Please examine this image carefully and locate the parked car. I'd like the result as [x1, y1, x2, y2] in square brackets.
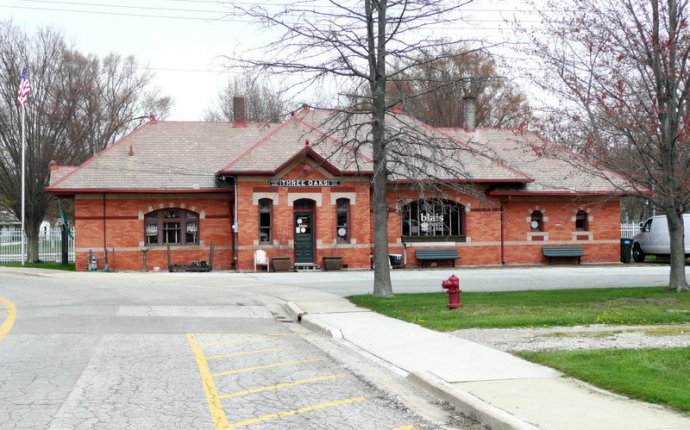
[631, 214, 690, 262]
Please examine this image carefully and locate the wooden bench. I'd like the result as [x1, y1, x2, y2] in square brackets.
[415, 249, 460, 267]
[542, 246, 585, 265]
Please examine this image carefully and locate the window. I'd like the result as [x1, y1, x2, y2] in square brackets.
[575, 210, 588, 231]
[145, 209, 199, 246]
[336, 198, 350, 243]
[530, 210, 544, 232]
[258, 198, 272, 244]
[401, 199, 464, 240]
[642, 219, 652, 232]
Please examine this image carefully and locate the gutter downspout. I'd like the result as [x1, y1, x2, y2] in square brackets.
[232, 176, 238, 270]
[500, 197, 506, 265]
[102, 193, 109, 271]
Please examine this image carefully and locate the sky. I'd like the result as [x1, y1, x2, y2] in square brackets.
[2, 0, 540, 121]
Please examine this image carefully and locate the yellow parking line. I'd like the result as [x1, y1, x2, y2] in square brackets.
[227, 396, 366, 428]
[392, 425, 417, 430]
[186, 334, 230, 430]
[206, 347, 288, 360]
[0, 296, 17, 343]
[213, 359, 321, 377]
[201, 338, 276, 347]
[219, 373, 347, 399]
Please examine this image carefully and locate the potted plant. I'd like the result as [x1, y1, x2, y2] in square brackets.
[322, 239, 343, 271]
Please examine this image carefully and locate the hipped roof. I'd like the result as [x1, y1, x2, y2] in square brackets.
[47, 107, 632, 196]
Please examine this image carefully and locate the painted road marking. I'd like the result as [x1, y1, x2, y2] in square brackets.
[201, 338, 279, 347]
[206, 347, 288, 360]
[218, 373, 347, 399]
[392, 425, 417, 430]
[186, 333, 230, 430]
[227, 396, 366, 429]
[0, 296, 17, 343]
[212, 359, 321, 377]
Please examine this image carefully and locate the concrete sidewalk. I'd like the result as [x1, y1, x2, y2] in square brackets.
[258, 284, 690, 430]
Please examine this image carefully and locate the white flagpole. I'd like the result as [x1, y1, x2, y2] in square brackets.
[21, 103, 25, 266]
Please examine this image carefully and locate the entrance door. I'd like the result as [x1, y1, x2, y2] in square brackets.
[294, 203, 315, 264]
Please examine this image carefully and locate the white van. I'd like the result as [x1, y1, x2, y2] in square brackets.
[631, 214, 690, 262]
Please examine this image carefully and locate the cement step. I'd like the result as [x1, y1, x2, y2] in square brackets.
[293, 263, 321, 272]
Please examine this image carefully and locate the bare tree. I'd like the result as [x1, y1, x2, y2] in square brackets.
[205, 73, 286, 122]
[228, 0, 475, 296]
[522, 0, 689, 291]
[388, 46, 535, 128]
[0, 21, 171, 262]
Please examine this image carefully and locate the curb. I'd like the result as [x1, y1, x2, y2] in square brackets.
[282, 299, 538, 430]
[282, 301, 343, 339]
[407, 371, 539, 430]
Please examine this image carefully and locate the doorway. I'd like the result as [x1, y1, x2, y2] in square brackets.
[293, 199, 315, 264]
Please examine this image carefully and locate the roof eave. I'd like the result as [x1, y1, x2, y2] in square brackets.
[45, 187, 232, 196]
[487, 190, 633, 197]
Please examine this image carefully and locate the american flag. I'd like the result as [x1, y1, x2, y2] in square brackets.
[17, 68, 31, 106]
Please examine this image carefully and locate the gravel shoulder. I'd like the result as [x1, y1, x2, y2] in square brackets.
[452, 323, 690, 352]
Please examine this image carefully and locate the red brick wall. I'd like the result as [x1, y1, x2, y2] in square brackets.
[74, 194, 233, 271]
[386, 190, 621, 267]
[71, 184, 622, 271]
[236, 163, 372, 270]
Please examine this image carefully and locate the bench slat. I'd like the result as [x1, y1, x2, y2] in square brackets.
[542, 246, 585, 257]
[415, 249, 459, 260]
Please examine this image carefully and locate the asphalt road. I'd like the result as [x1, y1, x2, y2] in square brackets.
[0, 272, 443, 430]
[208, 264, 688, 296]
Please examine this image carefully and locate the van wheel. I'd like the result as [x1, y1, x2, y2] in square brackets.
[632, 245, 645, 263]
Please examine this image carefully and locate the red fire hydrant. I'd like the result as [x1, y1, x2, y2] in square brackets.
[441, 274, 462, 309]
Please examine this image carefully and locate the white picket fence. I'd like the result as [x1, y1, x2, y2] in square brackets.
[620, 222, 641, 239]
[0, 230, 75, 263]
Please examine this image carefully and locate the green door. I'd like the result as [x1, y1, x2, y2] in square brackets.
[294, 212, 314, 263]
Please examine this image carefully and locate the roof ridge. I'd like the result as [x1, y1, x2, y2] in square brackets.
[397, 113, 534, 183]
[48, 121, 152, 190]
[219, 109, 309, 173]
[295, 112, 374, 164]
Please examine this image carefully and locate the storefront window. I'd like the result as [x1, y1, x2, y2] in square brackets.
[144, 209, 199, 246]
[336, 198, 350, 243]
[258, 199, 272, 244]
[401, 199, 464, 240]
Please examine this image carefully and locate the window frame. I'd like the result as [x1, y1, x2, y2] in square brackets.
[144, 209, 199, 246]
[575, 210, 589, 231]
[335, 198, 350, 243]
[401, 199, 465, 242]
[258, 198, 273, 244]
[530, 210, 544, 232]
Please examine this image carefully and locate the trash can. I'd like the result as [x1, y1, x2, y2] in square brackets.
[389, 254, 402, 267]
[620, 238, 633, 263]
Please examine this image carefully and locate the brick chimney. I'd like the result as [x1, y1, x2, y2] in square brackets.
[463, 95, 476, 132]
[233, 96, 246, 125]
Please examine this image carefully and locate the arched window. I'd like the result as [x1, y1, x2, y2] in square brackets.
[336, 198, 350, 243]
[575, 210, 588, 231]
[258, 198, 272, 244]
[401, 199, 464, 240]
[530, 210, 544, 232]
[145, 209, 199, 245]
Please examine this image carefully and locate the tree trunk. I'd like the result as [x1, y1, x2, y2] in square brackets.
[666, 211, 688, 292]
[25, 220, 41, 263]
[370, 0, 393, 297]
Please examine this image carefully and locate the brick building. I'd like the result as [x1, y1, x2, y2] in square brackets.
[47, 100, 631, 272]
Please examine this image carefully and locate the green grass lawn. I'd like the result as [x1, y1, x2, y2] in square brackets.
[348, 287, 690, 330]
[0, 261, 75, 271]
[518, 348, 690, 413]
[350, 287, 690, 413]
